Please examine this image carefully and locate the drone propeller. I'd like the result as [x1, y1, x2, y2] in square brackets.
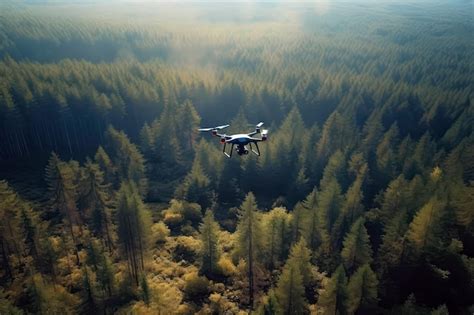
[198, 124, 230, 132]
[247, 122, 265, 127]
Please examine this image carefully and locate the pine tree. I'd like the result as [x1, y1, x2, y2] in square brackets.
[106, 127, 147, 195]
[318, 265, 348, 315]
[94, 146, 116, 187]
[291, 202, 306, 243]
[96, 251, 115, 298]
[177, 100, 201, 158]
[379, 175, 409, 225]
[20, 206, 39, 259]
[316, 111, 354, 175]
[257, 289, 279, 315]
[341, 218, 373, 273]
[451, 184, 474, 229]
[152, 104, 184, 172]
[199, 210, 221, 277]
[320, 150, 346, 190]
[319, 177, 344, 234]
[234, 192, 263, 308]
[406, 198, 444, 253]
[377, 212, 407, 276]
[139, 123, 155, 158]
[302, 188, 322, 254]
[411, 132, 436, 175]
[375, 123, 399, 183]
[140, 275, 150, 305]
[0, 180, 23, 281]
[116, 181, 152, 285]
[262, 207, 291, 269]
[346, 264, 378, 314]
[286, 239, 313, 288]
[79, 268, 97, 315]
[45, 152, 80, 263]
[332, 167, 366, 251]
[275, 260, 308, 315]
[79, 160, 113, 250]
[176, 158, 213, 209]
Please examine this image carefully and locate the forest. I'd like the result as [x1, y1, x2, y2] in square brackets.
[0, 1, 473, 314]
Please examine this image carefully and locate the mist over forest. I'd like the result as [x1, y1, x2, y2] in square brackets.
[0, 1, 472, 314]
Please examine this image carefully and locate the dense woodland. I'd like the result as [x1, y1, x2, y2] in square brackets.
[0, 1, 473, 314]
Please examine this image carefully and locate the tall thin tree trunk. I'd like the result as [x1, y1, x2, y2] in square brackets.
[248, 217, 254, 309]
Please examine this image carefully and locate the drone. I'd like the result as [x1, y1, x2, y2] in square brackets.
[198, 122, 268, 157]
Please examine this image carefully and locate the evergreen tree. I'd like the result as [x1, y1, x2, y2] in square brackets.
[79, 160, 113, 250]
[234, 192, 263, 308]
[318, 265, 348, 315]
[378, 175, 409, 225]
[19, 206, 39, 260]
[317, 177, 344, 266]
[262, 207, 291, 269]
[79, 268, 97, 315]
[94, 146, 116, 187]
[375, 123, 399, 183]
[140, 275, 150, 305]
[0, 180, 23, 281]
[377, 212, 407, 276]
[106, 127, 147, 195]
[302, 188, 322, 254]
[275, 260, 308, 315]
[332, 166, 367, 251]
[451, 184, 474, 229]
[257, 289, 279, 315]
[346, 264, 378, 314]
[316, 111, 354, 175]
[176, 99, 201, 158]
[116, 181, 152, 285]
[176, 158, 213, 210]
[45, 152, 80, 263]
[406, 198, 444, 254]
[341, 218, 373, 273]
[96, 251, 115, 298]
[199, 210, 221, 277]
[320, 150, 346, 190]
[286, 239, 313, 288]
[291, 202, 306, 243]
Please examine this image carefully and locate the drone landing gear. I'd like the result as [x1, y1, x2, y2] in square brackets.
[249, 142, 260, 156]
[223, 142, 234, 158]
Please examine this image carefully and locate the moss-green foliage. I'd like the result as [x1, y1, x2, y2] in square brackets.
[341, 218, 373, 273]
[346, 264, 378, 314]
[275, 258, 308, 315]
[199, 210, 221, 277]
[318, 265, 348, 315]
